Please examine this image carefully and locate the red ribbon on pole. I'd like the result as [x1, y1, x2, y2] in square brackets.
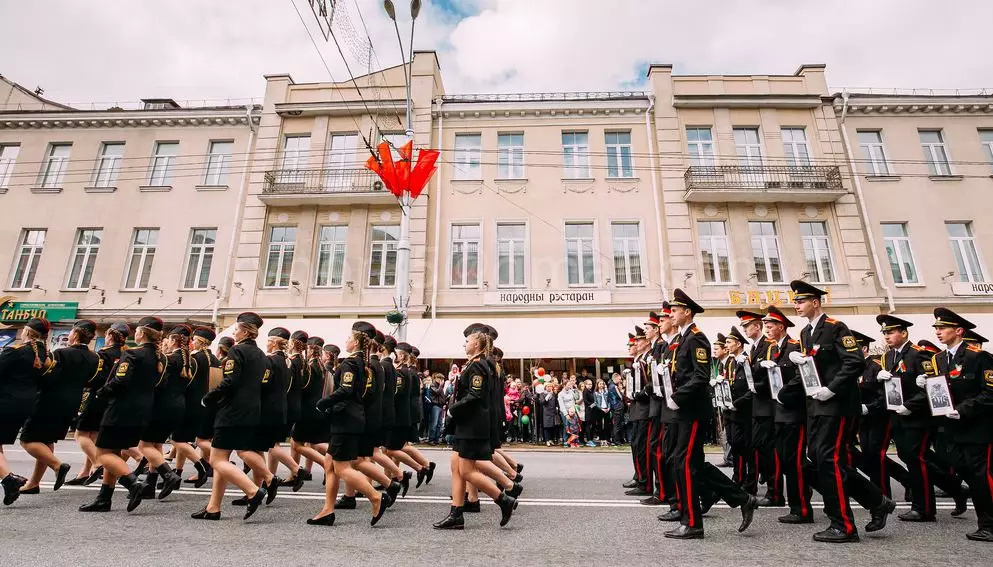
[366, 140, 439, 201]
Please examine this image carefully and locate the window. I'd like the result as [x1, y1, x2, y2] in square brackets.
[562, 132, 591, 179]
[497, 133, 524, 179]
[203, 141, 233, 185]
[93, 143, 124, 187]
[749, 221, 783, 283]
[857, 131, 891, 175]
[183, 228, 216, 289]
[611, 222, 642, 285]
[781, 128, 811, 167]
[323, 134, 358, 190]
[605, 131, 633, 178]
[66, 229, 101, 290]
[148, 142, 178, 186]
[698, 221, 731, 283]
[881, 223, 919, 285]
[686, 127, 715, 167]
[565, 222, 596, 285]
[450, 224, 480, 287]
[40, 144, 71, 188]
[264, 226, 296, 288]
[124, 229, 158, 289]
[453, 134, 481, 180]
[279, 135, 310, 182]
[800, 222, 835, 283]
[0, 144, 20, 188]
[947, 222, 985, 282]
[733, 128, 763, 167]
[920, 130, 951, 176]
[9, 229, 45, 289]
[315, 225, 347, 287]
[380, 133, 408, 160]
[497, 223, 526, 287]
[368, 225, 399, 287]
[980, 130, 993, 170]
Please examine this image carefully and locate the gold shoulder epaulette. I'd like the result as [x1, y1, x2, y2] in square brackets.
[967, 344, 983, 353]
[824, 317, 839, 325]
[911, 345, 924, 351]
[691, 325, 701, 334]
[788, 339, 800, 345]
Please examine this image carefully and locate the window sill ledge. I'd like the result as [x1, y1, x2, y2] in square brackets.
[700, 282, 738, 287]
[894, 283, 927, 288]
[195, 184, 228, 192]
[312, 286, 344, 291]
[59, 288, 90, 293]
[864, 175, 901, 182]
[929, 175, 963, 182]
[5, 288, 32, 293]
[85, 186, 117, 193]
[494, 178, 528, 183]
[605, 177, 639, 182]
[118, 289, 147, 293]
[31, 187, 62, 194]
[178, 288, 211, 292]
[451, 179, 484, 184]
[561, 177, 595, 182]
[139, 185, 172, 192]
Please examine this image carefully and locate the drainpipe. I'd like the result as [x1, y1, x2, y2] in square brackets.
[838, 91, 895, 313]
[216, 105, 259, 325]
[645, 95, 669, 300]
[430, 99, 444, 319]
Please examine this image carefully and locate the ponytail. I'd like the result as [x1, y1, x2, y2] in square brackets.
[169, 333, 191, 380]
[138, 326, 165, 375]
[106, 329, 125, 347]
[472, 331, 493, 360]
[24, 327, 44, 369]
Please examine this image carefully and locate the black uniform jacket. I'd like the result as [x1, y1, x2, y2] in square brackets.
[380, 356, 397, 429]
[286, 352, 305, 424]
[659, 336, 679, 423]
[648, 339, 665, 418]
[725, 354, 752, 421]
[154, 350, 187, 419]
[859, 356, 887, 422]
[0, 340, 48, 418]
[318, 354, 367, 435]
[186, 349, 215, 420]
[933, 343, 993, 444]
[99, 343, 162, 428]
[33, 344, 98, 420]
[762, 337, 804, 424]
[629, 353, 651, 421]
[448, 357, 492, 440]
[364, 355, 385, 433]
[393, 363, 411, 428]
[261, 350, 290, 425]
[408, 367, 422, 424]
[670, 324, 713, 422]
[886, 342, 931, 428]
[204, 338, 265, 428]
[299, 357, 326, 423]
[800, 316, 865, 417]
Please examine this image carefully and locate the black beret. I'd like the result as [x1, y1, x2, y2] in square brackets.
[291, 330, 309, 342]
[374, 330, 385, 344]
[73, 319, 97, 335]
[492, 346, 504, 358]
[136, 316, 164, 332]
[395, 342, 413, 353]
[268, 327, 291, 340]
[411, 347, 420, 358]
[351, 321, 376, 339]
[193, 327, 216, 342]
[323, 343, 340, 355]
[25, 317, 51, 335]
[109, 322, 132, 337]
[307, 336, 325, 348]
[463, 322, 486, 337]
[236, 312, 263, 328]
[170, 324, 192, 337]
[218, 336, 235, 348]
[382, 335, 397, 352]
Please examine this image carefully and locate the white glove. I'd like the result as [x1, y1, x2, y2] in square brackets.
[734, 354, 747, 364]
[759, 360, 777, 369]
[861, 404, 868, 416]
[788, 351, 806, 365]
[666, 398, 680, 411]
[916, 375, 927, 389]
[947, 410, 960, 420]
[876, 370, 893, 381]
[895, 405, 911, 416]
[811, 387, 835, 401]
[709, 378, 717, 387]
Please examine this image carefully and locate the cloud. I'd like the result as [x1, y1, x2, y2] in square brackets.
[0, 0, 990, 105]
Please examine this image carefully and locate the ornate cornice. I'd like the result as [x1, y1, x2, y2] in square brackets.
[0, 110, 261, 130]
[833, 95, 993, 116]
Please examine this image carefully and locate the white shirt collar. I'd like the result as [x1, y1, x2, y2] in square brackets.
[809, 312, 827, 329]
[678, 322, 694, 336]
[947, 340, 963, 358]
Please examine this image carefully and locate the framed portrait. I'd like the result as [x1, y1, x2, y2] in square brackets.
[662, 365, 674, 403]
[926, 376, 954, 416]
[742, 361, 756, 393]
[721, 380, 734, 409]
[713, 380, 725, 408]
[769, 366, 784, 400]
[884, 378, 904, 410]
[798, 358, 821, 395]
[651, 360, 662, 395]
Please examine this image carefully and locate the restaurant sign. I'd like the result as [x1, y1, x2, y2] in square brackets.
[0, 297, 79, 323]
[728, 288, 830, 307]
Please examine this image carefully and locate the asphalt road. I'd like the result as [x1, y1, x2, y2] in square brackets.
[0, 445, 986, 566]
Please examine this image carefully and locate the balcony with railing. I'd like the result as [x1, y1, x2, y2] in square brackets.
[259, 168, 395, 205]
[682, 164, 846, 203]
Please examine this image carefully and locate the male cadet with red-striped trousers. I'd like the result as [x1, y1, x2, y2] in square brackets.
[624, 327, 652, 497]
[790, 280, 894, 543]
[738, 309, 783, 507]
[662, 289, 757, 540]
[640, 312, 667, 506]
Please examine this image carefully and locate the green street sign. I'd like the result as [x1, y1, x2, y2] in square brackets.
[0, 297, 79, 323]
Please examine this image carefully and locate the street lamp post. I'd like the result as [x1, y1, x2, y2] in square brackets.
[384, 0, 420, 341]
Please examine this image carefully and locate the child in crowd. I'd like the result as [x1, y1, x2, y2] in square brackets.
[564, 407, 581, 448]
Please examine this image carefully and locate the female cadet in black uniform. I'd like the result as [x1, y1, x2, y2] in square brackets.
[433, 329, 517, 530]
[287, 330, 313, 480]
[261, 327, 305, 491]
[18, 319, 99, 495]
[177, 327, 218, 487]
[0, 317, 50, 506]
[139, 325, 189, 501]
[66, 322, 130, 486]
[289, 336, 330, 481]
[371, 336, 412, 495]
[193, 312, 269, 521]
[402, 347, 435, 477]
[309, 323, 391, 526]
[79, 316, 165, 513]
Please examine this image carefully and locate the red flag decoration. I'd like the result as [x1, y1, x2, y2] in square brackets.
[365, 140, 439, 201]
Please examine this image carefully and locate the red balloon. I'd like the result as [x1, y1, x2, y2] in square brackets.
[522, 406, 531, 416]
[537, 367, 545, 377]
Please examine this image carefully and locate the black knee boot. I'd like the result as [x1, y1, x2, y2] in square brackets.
[157, 464, 182, 500]
[432, 505, 465, 529]
[79, 484, 115, 512]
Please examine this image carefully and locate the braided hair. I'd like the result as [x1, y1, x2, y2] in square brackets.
[24, 327, 45, 369]
[471, 331, 494, 360]
[70, 326, 96, 346]
[307, 342, 326, 375]
[169, 332, 192, 379]
[192, 336, 211, 352]
[106, 328, 126, 348]
[137, 326, 165, 375]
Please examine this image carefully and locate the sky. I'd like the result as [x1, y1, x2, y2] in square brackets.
[1, 0, 991, 106]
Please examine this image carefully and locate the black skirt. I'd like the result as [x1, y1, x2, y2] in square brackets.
[212, 426, 256, 451]
[330, 434, 359, 462]
[385, 427, 407, 450]
[197, 406, 217, 440]
[19, 416, 73, 444]
[141, 415, 182, 444]
[407, 425, 421, 444]
[0, 418, 28, 445]
[173, 406, 203, 443]
[96, 425, 142, 450]
[251, 423, 286, 452]
[76, 394, 108, 432]
[453, 438, 492, 461]
[292, 419, 330, 445]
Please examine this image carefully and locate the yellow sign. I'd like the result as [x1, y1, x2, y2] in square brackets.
[728, 288, 831, 307]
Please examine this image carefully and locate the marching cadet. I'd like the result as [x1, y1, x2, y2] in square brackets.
[262, 328, 305, 491]
[171, 327, 213, 487]
[930, 308, 993, 542]
[369, 337, 412, 493]
[625, 326, 652, 497]
[642, 311, 666, 506]
[850, 328, 911, 507]
[182, 327, 220, 488]
[67, 322, 131, 486]
[737, 309, 781, 507]
[713, 333, 732, 469]
[80, 316, 165, 514]
[287, 331, 310, 481]
[663, 289, 757, 540]
[790, 281, 894, 543]
[723, 326, 756, 495]
[17, 319, 98, 495]
[491, 346, 524, 481]
[0, 318, 50, 505]
[656, 303, 683, 521]
[757, 306, 811, 524]
[402, 347, 435, 476]
[192, 312, 270, 521]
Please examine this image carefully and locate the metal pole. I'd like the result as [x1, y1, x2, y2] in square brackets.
[394, 30, 415, 341]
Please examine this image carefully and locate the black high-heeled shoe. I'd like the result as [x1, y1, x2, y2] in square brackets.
[306, 513, 335, 526]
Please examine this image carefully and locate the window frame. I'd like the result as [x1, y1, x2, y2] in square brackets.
[799, 221, 837, 284]
[0, 144, 18, 188]
[123, 228, 159, 290]
[980, 130, 993, 171]
[749, 221, 785, 284]
[946, 222, 986, 283]
[561, 131, 592, 179]
[605, 131, 634, 178]
[314, 224, 348, 288]
[148, 141, 178, 186]
[8, 228, 46, 290]
[65, 228, 102, 290]
[279, 135, 311, 183]
[203, 140, 234, 186]
[263, 225, 297, 289]
[686, 127, 716, 167]
[781, 127, 812, 167]
[453, 133, 482, 181]
[610, 220, 644, 286]
[39, 143, 71, 188]
[857, 130, 892, 176]
[733, 127, 763, 168]
[564, 220, 598, 287]
[697, 220, 733, 284]
[182, 228, 217, 290]
[495, 220, 528, 289]
[497, 133, 525, 179]
[880, 222, 921, 286]
[448, 222, 482, 289]
[367, 224, 400, 288]
[919, 129, 952, 176]
[92, 142, 124, 188]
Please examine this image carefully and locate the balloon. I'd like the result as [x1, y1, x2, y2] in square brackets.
[537, 367, 545, 377]
[522, 406, 530, 416]
[520, 415, 530, 426]
[537, 378, 545, 384]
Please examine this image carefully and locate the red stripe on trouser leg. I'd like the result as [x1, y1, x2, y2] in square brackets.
[656, 426, 665, 499]
[987, 445, 993, 505]
[685, 421, 699, 527]
[797, 426, 809, 517]
[920, 431, 931, 515]
[646, 421, 653, 487]
[737, 455, 743, 484]
[879, 421, 891, 498]
[833, 417, 854, 534]
[773, 449, 781, 497]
